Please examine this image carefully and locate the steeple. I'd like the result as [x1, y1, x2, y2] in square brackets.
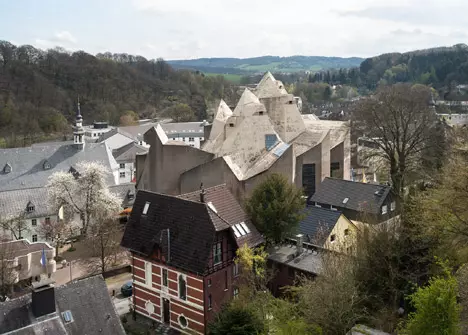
[73, 97, 85, 150]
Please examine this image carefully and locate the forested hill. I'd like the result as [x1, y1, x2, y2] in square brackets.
[358, 43, 468, 90]
[0, 41, 236, 147]
[168, 55, 364, 75]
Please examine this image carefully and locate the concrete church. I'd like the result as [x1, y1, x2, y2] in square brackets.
[136, 72, 350, 199]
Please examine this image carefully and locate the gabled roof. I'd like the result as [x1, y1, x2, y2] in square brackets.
[112, 141, 148, 162]
[97, 128, 135, 143]
[0, 187, 56, 219]
[178, 185, 264, 248]
[0, 275, 125, 335]
[161, 121, 205, 138]
[233, 89, 266, 117]
[109, 183, 136, 207]
[121, 190, 218, 274]
[0, 142, 117, 192]
[310, 178, 392, 215]
[299, 206, 344, 245]
[255, 72, 288, 98]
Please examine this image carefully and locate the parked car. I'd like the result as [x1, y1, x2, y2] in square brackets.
[121, 281, 133, 297]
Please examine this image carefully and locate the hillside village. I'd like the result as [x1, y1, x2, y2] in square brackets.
[1, 58, 468, 335]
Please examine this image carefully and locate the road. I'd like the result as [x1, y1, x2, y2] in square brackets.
[106, 272, 133, 316]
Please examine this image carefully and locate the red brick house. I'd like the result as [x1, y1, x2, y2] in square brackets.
[121, 185, 263, 334]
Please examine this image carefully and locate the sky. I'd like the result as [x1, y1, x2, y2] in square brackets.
[1, 0, 467, 60]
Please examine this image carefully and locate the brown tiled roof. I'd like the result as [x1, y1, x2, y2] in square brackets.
[178, 185, 264, 248]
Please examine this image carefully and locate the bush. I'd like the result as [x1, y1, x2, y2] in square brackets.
[209, 305, 265, 335]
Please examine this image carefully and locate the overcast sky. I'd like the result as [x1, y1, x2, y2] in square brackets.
[1, 0, 467, 59]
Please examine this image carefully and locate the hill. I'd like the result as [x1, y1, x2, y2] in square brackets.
[0, 41, 237, 147]
[168, 55, 364, 75]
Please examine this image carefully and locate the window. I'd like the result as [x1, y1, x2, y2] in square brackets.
[182, 137, 185, 141]
[32, 219, 37, 226]
[265, 134, 278, 150]
[119, 163, 125, 169]
[27, 205, 35, 213]
[233, 262, 239, 277]
[381, 205, 388, 215]
[391, 201, 396, 211]
[178, 275, 187, 300]
[62, 311, 74, 323]
[120, 172, 126, 178]
[189, 137, 194, 142]
[344, 229, 349, 237]
[343, 197, 349, 204]
[208, 294, 212, 309]
[233, 287, 239, 299]
[229, 123, 234, 127]
[162, 268, 168, 287]
[143, 202, 150, 214]
[32, 234, 37, 242]
[208, 278, 212, 287]
[330, 234, 336, 242]
[45, 217, 50, 225]
[213, 242, 222, 265]
[288, 266, 295, 279]
[145, 262, 152, 286]
[259, 111, 264, 115]
[224, 270, 228, 290]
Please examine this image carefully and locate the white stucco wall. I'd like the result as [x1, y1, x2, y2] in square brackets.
[166, 135, 204, 148]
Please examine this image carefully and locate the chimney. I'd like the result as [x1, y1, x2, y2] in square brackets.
[31, 279, 56, 318]
[200, 188, 206, 203]
[296, 234, 304, 255]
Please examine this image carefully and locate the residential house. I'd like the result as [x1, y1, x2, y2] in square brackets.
[0, 275, 126, 335]
[121, 184, 263, 334]
[0, 239, 56, 286]
[83, 121, 114, 141]
[310, 177, 398, 225]
[0, 187, 62, 243]
[112, 142, 148, 183]
[162, 122, 207, 148]
[268, 206, 357, 295]
[136, 72, 351, 202]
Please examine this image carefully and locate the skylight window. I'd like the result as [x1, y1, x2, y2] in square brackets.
[143, 202, 150, 214]
[240, 222, 250, 234]
[62, 310, 74, 323]
[236, 223, 246, 235]
[207, 201, 217, 213]
[343, 198, 349, 204]
[232, 225, 241, 238]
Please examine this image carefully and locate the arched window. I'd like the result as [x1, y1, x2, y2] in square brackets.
[178, 275, 187, 300]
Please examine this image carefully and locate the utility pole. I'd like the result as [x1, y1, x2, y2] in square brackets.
[69, 260, 72, 282]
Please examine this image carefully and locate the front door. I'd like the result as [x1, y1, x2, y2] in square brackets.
[163, 298, 170, 324]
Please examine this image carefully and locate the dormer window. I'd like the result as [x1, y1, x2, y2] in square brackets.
[229, 123, 234, 127]
[26, 201, 35, 213]
[142, 202, 150, 214]
[43, 160, 51, 170]
[3, 163, 11, 174]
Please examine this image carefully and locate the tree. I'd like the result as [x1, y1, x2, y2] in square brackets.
[86, 218, 122, 274]
[164, 103, 196, 122]
[245, 173, 305, 244]
[353, 84, 440, 196]
[0, 213, 28, 240]
[400, 264, 460, 335]
[119, 110, 139, 126]
[209, 305, 265, 335]
[46, 162, 121, 235]
[37, 218, 67, 258]
[0, 240, 17, 300]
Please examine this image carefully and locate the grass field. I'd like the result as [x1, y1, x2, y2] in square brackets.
[204, 72, 243, 84]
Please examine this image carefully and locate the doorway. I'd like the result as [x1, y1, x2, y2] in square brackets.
[162, 298, 170, 324]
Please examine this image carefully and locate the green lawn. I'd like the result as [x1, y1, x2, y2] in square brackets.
[204, 72, 243, 84]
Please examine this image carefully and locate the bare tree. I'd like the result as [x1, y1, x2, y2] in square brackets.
[353, 84, 440, 196]
[0, 240, 17, 300]
[0, 213, 28, 240]
[46, 162, 120, 235]
[37, 219, 67, 258]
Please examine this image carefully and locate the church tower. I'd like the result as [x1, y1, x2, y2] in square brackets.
[73, 98, 85, 150]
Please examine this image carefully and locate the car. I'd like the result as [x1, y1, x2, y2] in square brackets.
[120, 281, 133, 297]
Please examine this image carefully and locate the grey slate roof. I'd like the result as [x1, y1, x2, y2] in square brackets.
[97, 128, 135, 143]
[0, 142, 117, 192]
[300, 206, 343, 245]
[112, 142, 148, 163]
[310, 178, 391, 215]
[268, 244, 323, 275]
[0, 187, 55, 219]
[109, 183, 136, 208]
[0, 275, 125, 335]
[161, 122, 205, 138]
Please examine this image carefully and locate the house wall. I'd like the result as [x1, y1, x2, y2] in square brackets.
[166, 135, 204, 149]
[118, 161, 135, 184]
[132, 254, 206, 335]
[9, 241, 56, 283]
[26, 215, 60, 243]
[268, 261, 314, 297]
[322, 215, 357, 253]
[135, 154, 148, 190]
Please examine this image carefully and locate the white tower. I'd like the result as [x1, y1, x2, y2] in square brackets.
[73, 98, 85, 150]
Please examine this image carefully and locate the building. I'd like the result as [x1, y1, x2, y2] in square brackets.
[162, 122, 207, 148]
[112, 142, 148, 183]
[0, 239, 56, 285]
[136, 72, 351, 201]
[0, 275, 126, 335]
[0, 187, 62, 242]
[0, 105, 120, 192]
[121, 184, 263, 334]
[310, 177, 398, 225]
[438, 113, 468, 127]
[83, 121, 114, 141]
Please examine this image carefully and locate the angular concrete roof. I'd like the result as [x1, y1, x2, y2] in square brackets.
[233, 88, 266, 117]
[209, 100, 233, 141]
[255, 72, 288, 98]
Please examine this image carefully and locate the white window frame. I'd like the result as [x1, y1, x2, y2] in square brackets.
[119, 163, 125, 169]
[120, 172, 126, 178]
[178, 314, 189, 329]
[32, 234, 37, 242]
[31, 219, 37, 227]
[213, 241, 222, 265]
[390, 201, 396, 211]
[162, 268, 168, 288]
[145, 261, 152, 287]
[382, 205, 388, 215]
